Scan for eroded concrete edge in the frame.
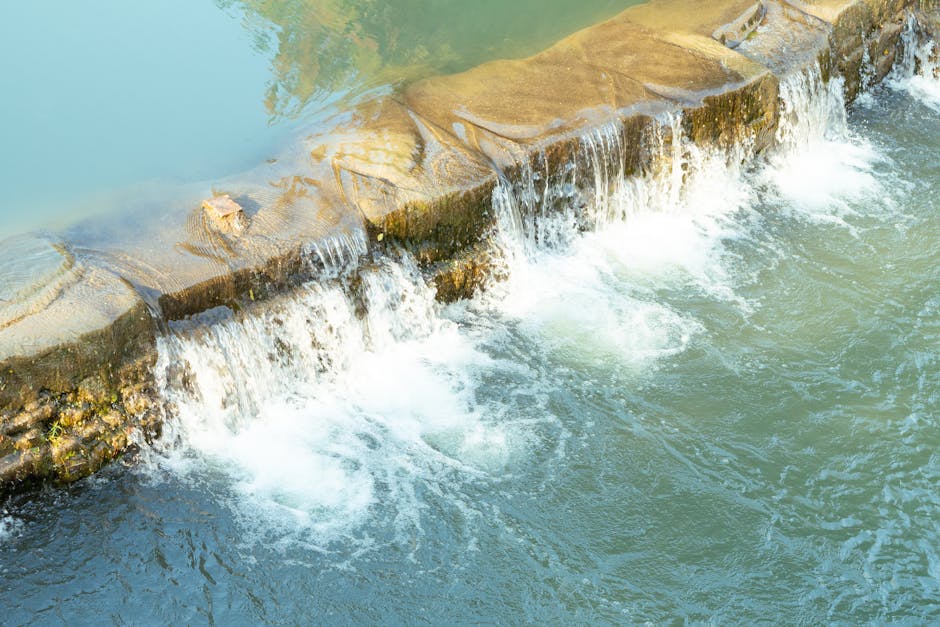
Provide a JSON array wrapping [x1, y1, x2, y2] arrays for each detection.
[[0, 0, 930, 494]]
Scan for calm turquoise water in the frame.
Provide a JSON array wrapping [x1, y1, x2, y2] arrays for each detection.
[[0, 1, 277, 235], [0, 0, 637, 238], [1, 34, 939, 621]]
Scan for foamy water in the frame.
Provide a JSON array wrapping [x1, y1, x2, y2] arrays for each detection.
[[477, 123, 755, 374], [152, 259, 544, 547], [0, 515, 20, 544], [760, 67, 888, 228], [890, 17, 940, 111], [139, 59, 884, 554]]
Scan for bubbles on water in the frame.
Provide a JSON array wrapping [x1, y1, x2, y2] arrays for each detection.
[[0, 515, 21, 544], [761, 137, 884, 226], [486, 249, 699, 372], [151, 258, 547, 550], [758, 65, 888, 226], [480, 115, 759, 373], [147, 57, 890, 553], [889, 16, 940, 112], [598, 141, 752, 302]]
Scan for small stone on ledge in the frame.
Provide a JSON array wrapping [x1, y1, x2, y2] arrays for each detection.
[[202, 195, 248, 233]]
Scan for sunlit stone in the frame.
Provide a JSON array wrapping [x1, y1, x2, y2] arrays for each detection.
[[202, 195, 248, 233]]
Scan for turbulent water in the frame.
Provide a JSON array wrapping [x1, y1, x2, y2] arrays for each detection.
[[2, 23, 940, 624]]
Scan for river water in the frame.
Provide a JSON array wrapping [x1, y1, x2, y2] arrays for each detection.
[[2, 15, 940, 627], [0, 0, 637, 238]]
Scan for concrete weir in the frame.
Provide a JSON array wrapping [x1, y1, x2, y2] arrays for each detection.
[[0, 0, 935, 493]]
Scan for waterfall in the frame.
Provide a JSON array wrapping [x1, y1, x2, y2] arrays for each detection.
[[761, 64, 883, 223], [890, 15, 940, 111], [146, 57, 877, 546], [775, 65, 848, 151]]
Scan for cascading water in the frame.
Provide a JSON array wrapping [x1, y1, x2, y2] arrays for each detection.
[[153, 253, 537, 546], [890, 15, 940, 110], [147, 61, 852, 550], [762, 65, 886, 224]]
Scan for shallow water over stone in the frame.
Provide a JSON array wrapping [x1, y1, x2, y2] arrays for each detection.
[[1, 27, 939, 621], [0, 0, 641, 240]]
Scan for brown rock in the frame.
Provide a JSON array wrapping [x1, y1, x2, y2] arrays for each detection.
[[202, 195, 249, 233]]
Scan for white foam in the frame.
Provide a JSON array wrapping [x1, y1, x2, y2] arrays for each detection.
[[152, 259, 538, 548], [486, 247, 700, 371], [0, 515, 21, 543], [762, 136, 883, 223], [760, 66, 885, 225], [148, 62, 867, 549], [597, 141, 751, 299], [889, 17, 940, 112], [478, 117, 755, 371]]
